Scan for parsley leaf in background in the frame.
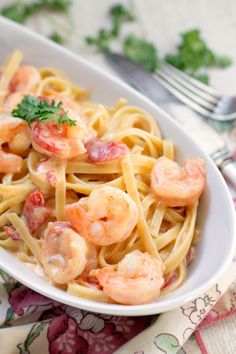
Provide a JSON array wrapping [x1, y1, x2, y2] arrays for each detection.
[[49, 31, 65, 44], [2, 1, 232, 84], [46, 0, 71, 11], [1, 3, 25, 23], [109, 4, 135, 36], [12, 95, 76, 129], [1, 0, 71, 24], [85, 29, 114, 53], [193, 73, 209, 85], [85, 4, 134, 53], [123, 35, 159, 71], [165, 29, 232, 83]]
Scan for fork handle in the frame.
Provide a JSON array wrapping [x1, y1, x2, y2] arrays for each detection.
[[221, 160, 236, 190]]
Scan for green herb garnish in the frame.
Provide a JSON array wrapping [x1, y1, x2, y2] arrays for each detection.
[[1, 0, 71, 24], [85, 29, 114, 53], [123, 35, 159, 72], [109, 4, 134, 37], [12, 95, 76, 129], [46, 0, 71, 11], [48, 31, 65, 44], [165, 29, 232, 83], [1, 3, 29, 23], [85, 3, 134, 53]]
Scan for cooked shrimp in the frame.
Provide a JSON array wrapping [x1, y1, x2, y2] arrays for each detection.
[[31, 121, 87, 159], [4, 92, 26, 112], [0, 115, 31, 173], [151, 156, 206, 207], [31, 158, 58, 194], [9, 65, 41, 93], [91, 250, 164, 305], [41, 221, 87, 284], [83, 241, 98, 275], [66, 186, 139, 246], [47, 93, 85, 123]]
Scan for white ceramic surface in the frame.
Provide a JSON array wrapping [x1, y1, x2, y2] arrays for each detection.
[[0, 17, 235, 316]]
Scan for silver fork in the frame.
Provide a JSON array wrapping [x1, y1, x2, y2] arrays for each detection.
[[155, 62, 236, 121], [106, 52, 236, 189]]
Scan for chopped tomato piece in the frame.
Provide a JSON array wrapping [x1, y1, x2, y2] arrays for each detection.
[[80, 275, 101, 289], [162, 273, 177, 289], [85, 138, 128, 163], [23, 191, 52, 234], [4, 225, 21, 241], [38, 95, 50, 104], [186, 246, 195, 266], [46, 171, 57, 188]]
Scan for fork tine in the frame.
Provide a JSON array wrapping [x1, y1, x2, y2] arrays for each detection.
[[156, 68, 217, 111], [154, 72, 213, 118], [161, 62, 219, 98], [160, 63, 219, 104]]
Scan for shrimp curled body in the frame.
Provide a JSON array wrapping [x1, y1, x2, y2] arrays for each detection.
[[66, 186, 139, 246], [91, 250, 164, 305], [9, 65, 41, 93], [0, 115, 31, 173], [41, 221, 87, 284], [31, 121, 87, 159], [151, 156, 206, 207]]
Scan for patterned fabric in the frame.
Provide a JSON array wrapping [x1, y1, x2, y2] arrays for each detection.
[[0, 270, 151, 353]]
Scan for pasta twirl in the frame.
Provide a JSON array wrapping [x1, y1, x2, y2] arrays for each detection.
[[0, 51, 206, 305]]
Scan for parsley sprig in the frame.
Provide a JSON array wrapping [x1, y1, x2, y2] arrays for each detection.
[[1, 0, 71, 24], [85, 5, 232, 84], [85, 4, 134, 53], [12, 95, 76, 129], [123, 35, 159, 72], [48, 31, 65, 44], [165, 29, 232, 84]]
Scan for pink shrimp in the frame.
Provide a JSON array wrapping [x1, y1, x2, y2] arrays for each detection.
[[66, 186, 139, 246], [31, 121, 87, 159], [3, 92, 26, 112], [0, 115, 31, 173], [41, 221, 87, 284], [9, 65, 41, 93], [151, 156, 206, 207], [91, 250, 164, 305]]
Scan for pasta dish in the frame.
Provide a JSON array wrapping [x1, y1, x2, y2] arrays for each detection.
[[0, 51, 206, 305]]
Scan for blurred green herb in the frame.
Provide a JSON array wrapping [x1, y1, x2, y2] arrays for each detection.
[[85, 3, 134, 53], [193, 73, 209, 85], [46, 0, 71, 11], [1, 0, 71, 24], [85, 29, 114, 53], [48, 31, 65, 44], [123, 35, 159, 71], [110, 4, 134, 36], [165, 29, 232, 83]]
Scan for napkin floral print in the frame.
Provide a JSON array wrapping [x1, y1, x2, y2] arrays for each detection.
[[181, 285, 221, 325], [154, 333, 186, 353], [0, 269, 151, 354]]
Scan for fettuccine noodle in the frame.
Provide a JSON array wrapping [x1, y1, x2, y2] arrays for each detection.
[[0, 51, 205, 305]]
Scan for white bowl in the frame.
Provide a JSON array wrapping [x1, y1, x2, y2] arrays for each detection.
[[0, 16, 235, 316]]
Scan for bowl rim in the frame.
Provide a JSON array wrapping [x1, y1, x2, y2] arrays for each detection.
[[0, 16, 235, 316]]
